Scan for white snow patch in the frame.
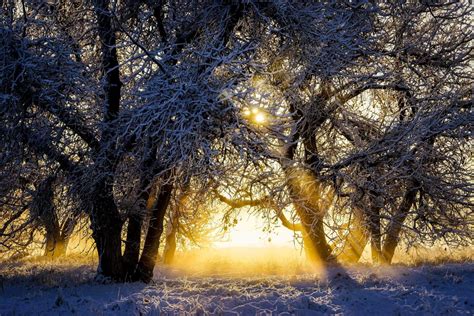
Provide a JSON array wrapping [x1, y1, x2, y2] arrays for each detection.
[[0, 263, 473, 315]]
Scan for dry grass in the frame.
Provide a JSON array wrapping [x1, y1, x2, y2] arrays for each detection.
[[0, 254, 97, 289], [169, 247, 320, 277], [0, 246, 471, 289], [396, 247, 473, 267]]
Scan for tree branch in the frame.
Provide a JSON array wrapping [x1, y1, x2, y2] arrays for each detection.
[[214, 191, 303, 231]]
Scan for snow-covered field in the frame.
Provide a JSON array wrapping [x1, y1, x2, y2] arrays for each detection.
[[0, 255, 473, 315]]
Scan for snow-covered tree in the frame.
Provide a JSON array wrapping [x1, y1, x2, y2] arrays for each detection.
[[0, 0, 471, 283]]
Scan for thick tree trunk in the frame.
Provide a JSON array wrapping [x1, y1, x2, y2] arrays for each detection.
[[91, 218, 124, 280], [90, 180, 125, 280], [283, 165, 332, 264], [134, 181, 173, 282], [286, 100, 334, 264], [300, 216, 332, 264], [88, 0, 126, 281], [292, 196, 332, 263], [382, 187, 417, 264], [93, 224, 124, 280]]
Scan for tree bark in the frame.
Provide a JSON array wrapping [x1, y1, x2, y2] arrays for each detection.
[[32, 176, 68, 259], [122, 213, 142, 274], [123, 140, 159, 275], [382, 187, 417, 264], [337, 207, 369, 263], [134, 181, 173, 282], [90, 178, 125, 280], [163, 218, 177, 265], [88, 0, 126, 281], [94, 0, 122, 123], [44, 229, 67, 258], [287, 171, 332, 263], [368, 206, 383, 264], [299, 214, 332, 264]]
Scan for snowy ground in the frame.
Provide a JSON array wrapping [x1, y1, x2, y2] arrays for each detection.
[[0, 256, 473, 315]]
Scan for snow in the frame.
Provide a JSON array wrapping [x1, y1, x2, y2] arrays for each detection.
[[1, 258, 473, 315]]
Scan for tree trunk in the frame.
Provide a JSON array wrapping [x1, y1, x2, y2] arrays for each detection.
[[91, 217, 124, 280], [382, 187, 417, 264], [163, 202, 183, 264], [163, 223, 177, 265], [90, 179, 125, 280], [33, 176, 69, 259], [122, 166, 153, 277], [300, 217, 332, 264], [122, 213, 142, 275], [287, 103, 333, 264], [284, 166, 332, 263], [368, 206, 383, 264], [163, 184, 190, 265], [293, 199, 332, 263], [337, 208, 369, 263], [44, 229, 67, 258], [93, 0, 122, 122], [123, 141, 158, 275], [88, 0, 126, 281], [134, 181, 173, 282], [92, 224, 124, 280]]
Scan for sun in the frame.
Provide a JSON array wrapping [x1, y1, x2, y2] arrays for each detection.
[[242, 107, 267, 126], [254, 112, 266, 124], [213, 212, 296, 249]]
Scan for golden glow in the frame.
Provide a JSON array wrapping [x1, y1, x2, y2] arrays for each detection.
[[162, 212, 326, 277], [215, 213, 295, 248], [254, 112, 266, 124], [287, 167, 333, 213], [242, 107, 268, 126], [170, 247, 319, 277]]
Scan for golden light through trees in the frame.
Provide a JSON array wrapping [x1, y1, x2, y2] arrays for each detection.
[[0, 0, 472, 284], [242, 107, 268, 126], [214, 213, 295, 249]]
